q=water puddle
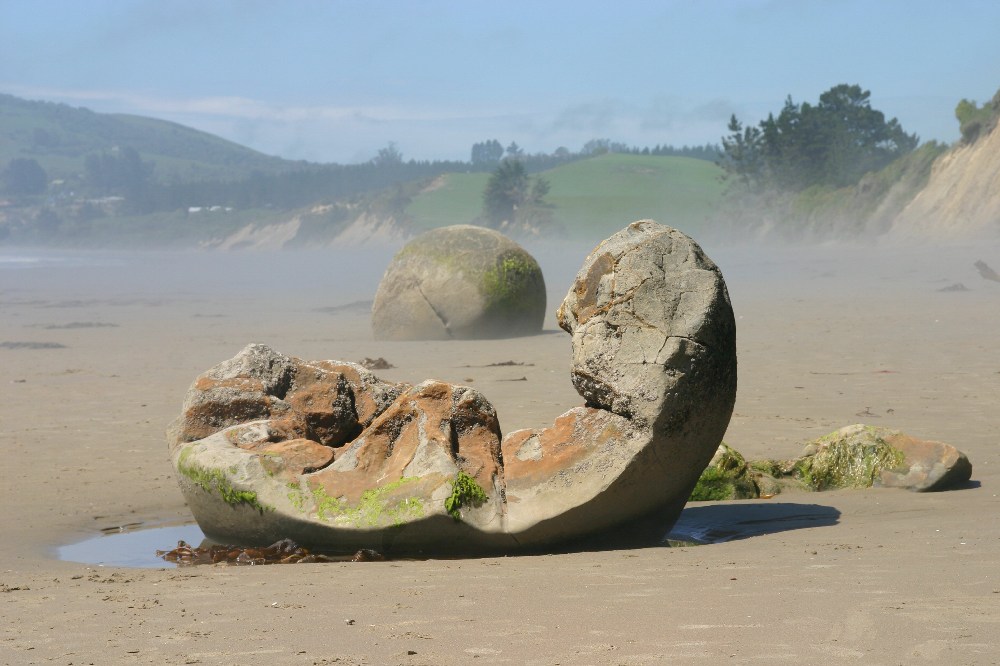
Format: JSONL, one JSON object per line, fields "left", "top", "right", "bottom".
{"left": 57, "top": 522, "right": 386, "bottom": 567}
{"left": 56, "top": 502, "right": 840, "bottom": 568}
{"left": 57, "top": 522, "right": 207, "bottom": 568}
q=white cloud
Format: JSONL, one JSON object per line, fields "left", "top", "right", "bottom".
{"left": 4, "top": 85, "right": 732, "bottom": 162}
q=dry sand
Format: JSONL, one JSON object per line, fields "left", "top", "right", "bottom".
{"left": 1, "top": 236, "right": 999, "bottom": 665}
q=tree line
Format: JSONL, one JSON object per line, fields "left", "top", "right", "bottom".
{"left": 2, "top": 136, "right": 720, "bottom": 212}
{"left": 4, "top": 83, "right": 938, "bottom": 218}
{"left": 719, "top": 84, "right": 919, "bottom": 192}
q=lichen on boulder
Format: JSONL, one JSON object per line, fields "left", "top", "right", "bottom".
{"left": 371, "top": 225, "right": 546, "bottom": 340}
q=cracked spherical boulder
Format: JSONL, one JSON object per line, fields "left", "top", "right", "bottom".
{"left": 168, "top": 220, "right": 737, "bottom": 555}
{"left": 501, "top": 220, "right": 737, "bottom": 545}
{"left": 371, "top": 225, "right": 546, "bottom": 340}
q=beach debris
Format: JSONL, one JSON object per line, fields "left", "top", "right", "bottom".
{"left": 974, "top": 260, "right": 1000, "bottom": 282}
{"left": 938, "top": 283, "right": 970, "bottom": 292}
{"left": 462, "top": 360, "right": 534, "bottom": 367}
{"left": 371, "top": 225, "right": 546, "bottom": 340}
{"left": 155, "top": 539, "right": 387, "bottom": 565}
{"left": 37, "top": 321, "right": 119, "bottom": 329}
{"left": 358, "top": 356, "right": 394, "bottom": 370}
{"left": 0, "top": 341, "right": 67, "bottom": 349}
{"left": 350, "top": 548, "right": 386, "bottom": 562}
{"left": 168, "top": 220, "right": 737, "bottom": 555}
{"left": 156, "top": 538, "right": 336, "bottom": 565}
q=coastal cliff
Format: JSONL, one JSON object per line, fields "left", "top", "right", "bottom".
{"left": 889, "top": 118, "right": 1000, "bottom": 239}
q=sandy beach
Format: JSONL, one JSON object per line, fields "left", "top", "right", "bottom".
{"left": 2, "top": 234, "right": 999, "bottom": 664}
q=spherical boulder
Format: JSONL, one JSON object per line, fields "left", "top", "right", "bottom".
{"left": 371, "top": 225, "right": 546, "bottom": 340}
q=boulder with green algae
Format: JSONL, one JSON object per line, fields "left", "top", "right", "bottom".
{"left": 691, "top": 425, "right": 973, "bottom": 502}
{"left": 168, "top": 221, "right": 738, "bottom": 555}
{"left": 689, "top": 443, "right": 760, "bottom": 501}
{"left": 371, "top": 225, "right": 546, "bottom": 340}
{"left": 791, "top": 424, "right": 972, "bottom": 492}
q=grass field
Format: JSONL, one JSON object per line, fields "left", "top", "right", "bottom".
{"left": 0, "top": 93, "right": 289, "bottom": 183}
{"left": 405, "top": 154, "right": 725, "bottom": 242}
{"left": 406, "top": 172, "right": 491, "bottom": 232}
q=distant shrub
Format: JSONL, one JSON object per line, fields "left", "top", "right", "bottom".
{"left": 955, "top": 89, "right": 1000, "bottom": 144}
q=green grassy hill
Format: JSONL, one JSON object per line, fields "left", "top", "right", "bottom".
{"left": 407, "top": 153, "right": 725, "bottom": 241}
{"left": 0, "top": 93, "right": 294, "bottom": 183}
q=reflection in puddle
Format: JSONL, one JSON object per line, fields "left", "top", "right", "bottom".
{"left": 57, "top": 502, "right": 840, "bottom": 568}
{"left": 57, "top": 523, "right": 207, "bottom": 568}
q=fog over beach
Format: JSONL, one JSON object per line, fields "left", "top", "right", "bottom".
{"left": 2, "top": 228, "right": 999, "bottom": 663}
{"left": 3, "top": 0, "right": 1000, "bottom": 662}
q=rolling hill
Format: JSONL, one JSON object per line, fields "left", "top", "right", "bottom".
{"left": 407, "top": 153, "right": 725, "bottom": 242}
{"left": 0, "top": 93, "right": 296, "bottom": 183}
{"left": 0, "top": 92, "right": 728, "bottom": 247}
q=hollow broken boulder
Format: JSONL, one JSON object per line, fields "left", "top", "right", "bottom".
{"left": 168, "top": 220, "right": 737, "bottom": 554}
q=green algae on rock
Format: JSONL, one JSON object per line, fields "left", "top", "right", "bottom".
{"left": 444, "top": 471, "right": 489, "bottom": 520}
{"left": 691, "top": 424, "right": 973, "bottom": 502}
{"left": 792, "top": 424, "right": 905, "bottom": 490}
{"left": 176, "top": 447, "right": 273, "bottom": 514}
{"left": 793, "top": 424, "right": 972, "bottom": 492}
{"left": 371, "top": 225, "right": 546, "bottom": 340}
{"left": 689, "top": 443, "right": 760, "bottom": 501}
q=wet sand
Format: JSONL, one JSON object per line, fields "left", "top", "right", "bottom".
{"left": 2, "top": 237, "right": 999, "bottom": 664}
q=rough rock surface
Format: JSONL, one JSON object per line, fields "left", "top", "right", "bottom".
{"left": 792, "top": 424, "right": 972, "bottom": 492}
{"left": 716, "top": 424, "right": 974, "bottom": 496}
{"left": 168, "top": 220, "right": 738, "bottom": 554}
{"left": 557, "top": 221, "right": 737, "bottom": 428}
{"left": 500, "top": 220, "right": 738, "bottom": 543}
{"left": 371, "top": 225, "right": 546, "bottom": 340}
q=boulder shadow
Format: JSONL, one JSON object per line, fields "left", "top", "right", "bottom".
{"left": 667, "top": 501, "right": 841, "bottom": 544}
{"left": 940, "top": 479, "right": 981, "bottom": 491}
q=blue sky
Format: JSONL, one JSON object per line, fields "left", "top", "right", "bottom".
{"left": 2, "top": 0, "right": 999, "bottom": 164}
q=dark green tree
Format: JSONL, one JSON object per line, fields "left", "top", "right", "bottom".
{"left": 481, "top": 159, "right": 551, "bottom": 230}
{"left": 483, "top": 159, "right": 528, "bottom": 226}
{"left": 2, "top": 158, "right": 48, "bottom": 195}
{"left": 955, "top": 88, "right": 1000, "bottom": 144}
{"left": 582, "top": 138, "right": 611, "bottom": 155}
{"left": 471, "top": 139, "right": 504, "bottom": 166}
{"left": 719, "top": 115, "right": 762, "bottom": 191}
{"left": 82, "top": 146, "right": 155, "bottom": 212}
{"left": 371, "top": 142, "right": 403, "bottom": 166}
{"left": 722, "top": 84, "right": 918, "bottom": 191}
